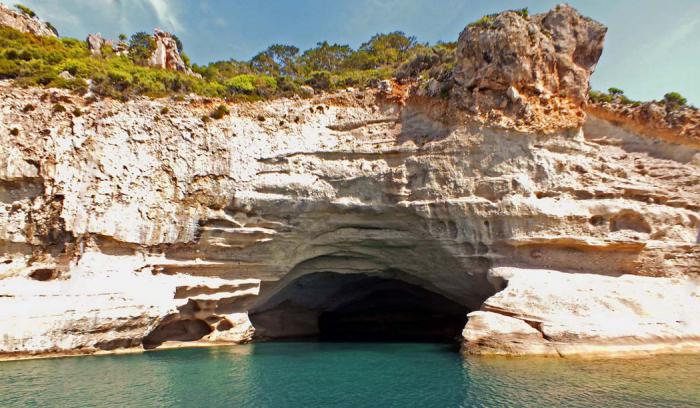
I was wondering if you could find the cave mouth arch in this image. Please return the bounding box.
[249,272,470,343]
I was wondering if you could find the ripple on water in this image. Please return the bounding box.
[0,343,698,408]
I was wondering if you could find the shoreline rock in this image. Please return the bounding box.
[0,4,697,360]
[462,268,700,357]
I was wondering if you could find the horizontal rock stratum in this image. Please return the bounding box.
[0,5,699,359]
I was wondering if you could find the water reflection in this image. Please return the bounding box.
[462,355,700,407]
[0,343,698,408]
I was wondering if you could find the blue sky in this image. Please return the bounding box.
[5,0,700,104]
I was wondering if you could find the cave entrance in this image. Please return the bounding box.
[249,272,469,343]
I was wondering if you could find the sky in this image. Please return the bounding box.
[4,0,700,104]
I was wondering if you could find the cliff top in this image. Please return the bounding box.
[588,93,700,148]
[0,3,696,138]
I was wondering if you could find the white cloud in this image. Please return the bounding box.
[7,0,184,34]
[139,0,183,31]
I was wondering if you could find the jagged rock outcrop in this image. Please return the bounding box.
[149,29,194,75]
[0,5,698,360]
[0,3,57,37]
[86,33,108,55]
[453,4,606,132]
[86,33,128,57]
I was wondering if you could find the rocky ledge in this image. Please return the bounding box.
[0,5,698,360]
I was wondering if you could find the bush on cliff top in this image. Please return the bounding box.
[14,4,36,18]
[0,24,432,100]
[589,88,695,109]
[663,92,687,109]
[4,15,690,108]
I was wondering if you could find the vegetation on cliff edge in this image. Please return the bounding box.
[0,19,455,101]
[0,8,692,108]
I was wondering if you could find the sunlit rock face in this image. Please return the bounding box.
[148,29,195,75]
[0,3,57,38]
[0,5,698,359]
[452,4,606,131]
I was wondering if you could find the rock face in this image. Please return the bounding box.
[463,268,700,357]
[0,3,57,37]
[149,29,193,75]
[453,5,606,131]
[86,33,108,55]
[588,99,700,149]
[86,33,128,57]
[0,5,698,360]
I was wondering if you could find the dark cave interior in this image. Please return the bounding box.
[250,272,469,343]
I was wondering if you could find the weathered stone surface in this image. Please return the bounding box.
[86,33,128,57]
[463,267,700,357]
[0,80,697,359]
[87,33,110,55]
[149,29,194,75]
[588,100,700,149]
[0,3,57,37]
[453,4,606,132]
[0,5,697,359]
[462,311,559,356]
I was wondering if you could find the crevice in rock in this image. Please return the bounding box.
[326,118,397,131]
[609,210,652,233]
[28,268,58,281]
[142,317,213,350]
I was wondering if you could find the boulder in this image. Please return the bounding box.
[149,29,194,75]
[453,4,606,127]
[87,33,128,57]
[86,33,112,56]
[0,3,57,37]
[463,268,700,357]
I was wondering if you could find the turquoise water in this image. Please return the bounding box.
[1,342,698,407]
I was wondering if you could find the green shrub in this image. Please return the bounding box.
[608,87,624,96]
[333,69,390,88]
[52,103,66,113]
[469,15,494,29]
[514,8,528,18]
[589,90,613,104]
[663,92,687,108]
[160,106,169,114]
[210,104,230,119]
[254,75,277,97]
[45,22,58,36]
[274,76,302,96]
[128,32,155,65]
[14,4,36,18]
[72,107,82,116]
[225,74,255,93]
[306,71,332,91]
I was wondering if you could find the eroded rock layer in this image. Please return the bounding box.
[0,5,698,359]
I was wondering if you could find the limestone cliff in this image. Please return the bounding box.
[0,5,698,359]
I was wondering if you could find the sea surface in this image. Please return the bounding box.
[1,342,698,407]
